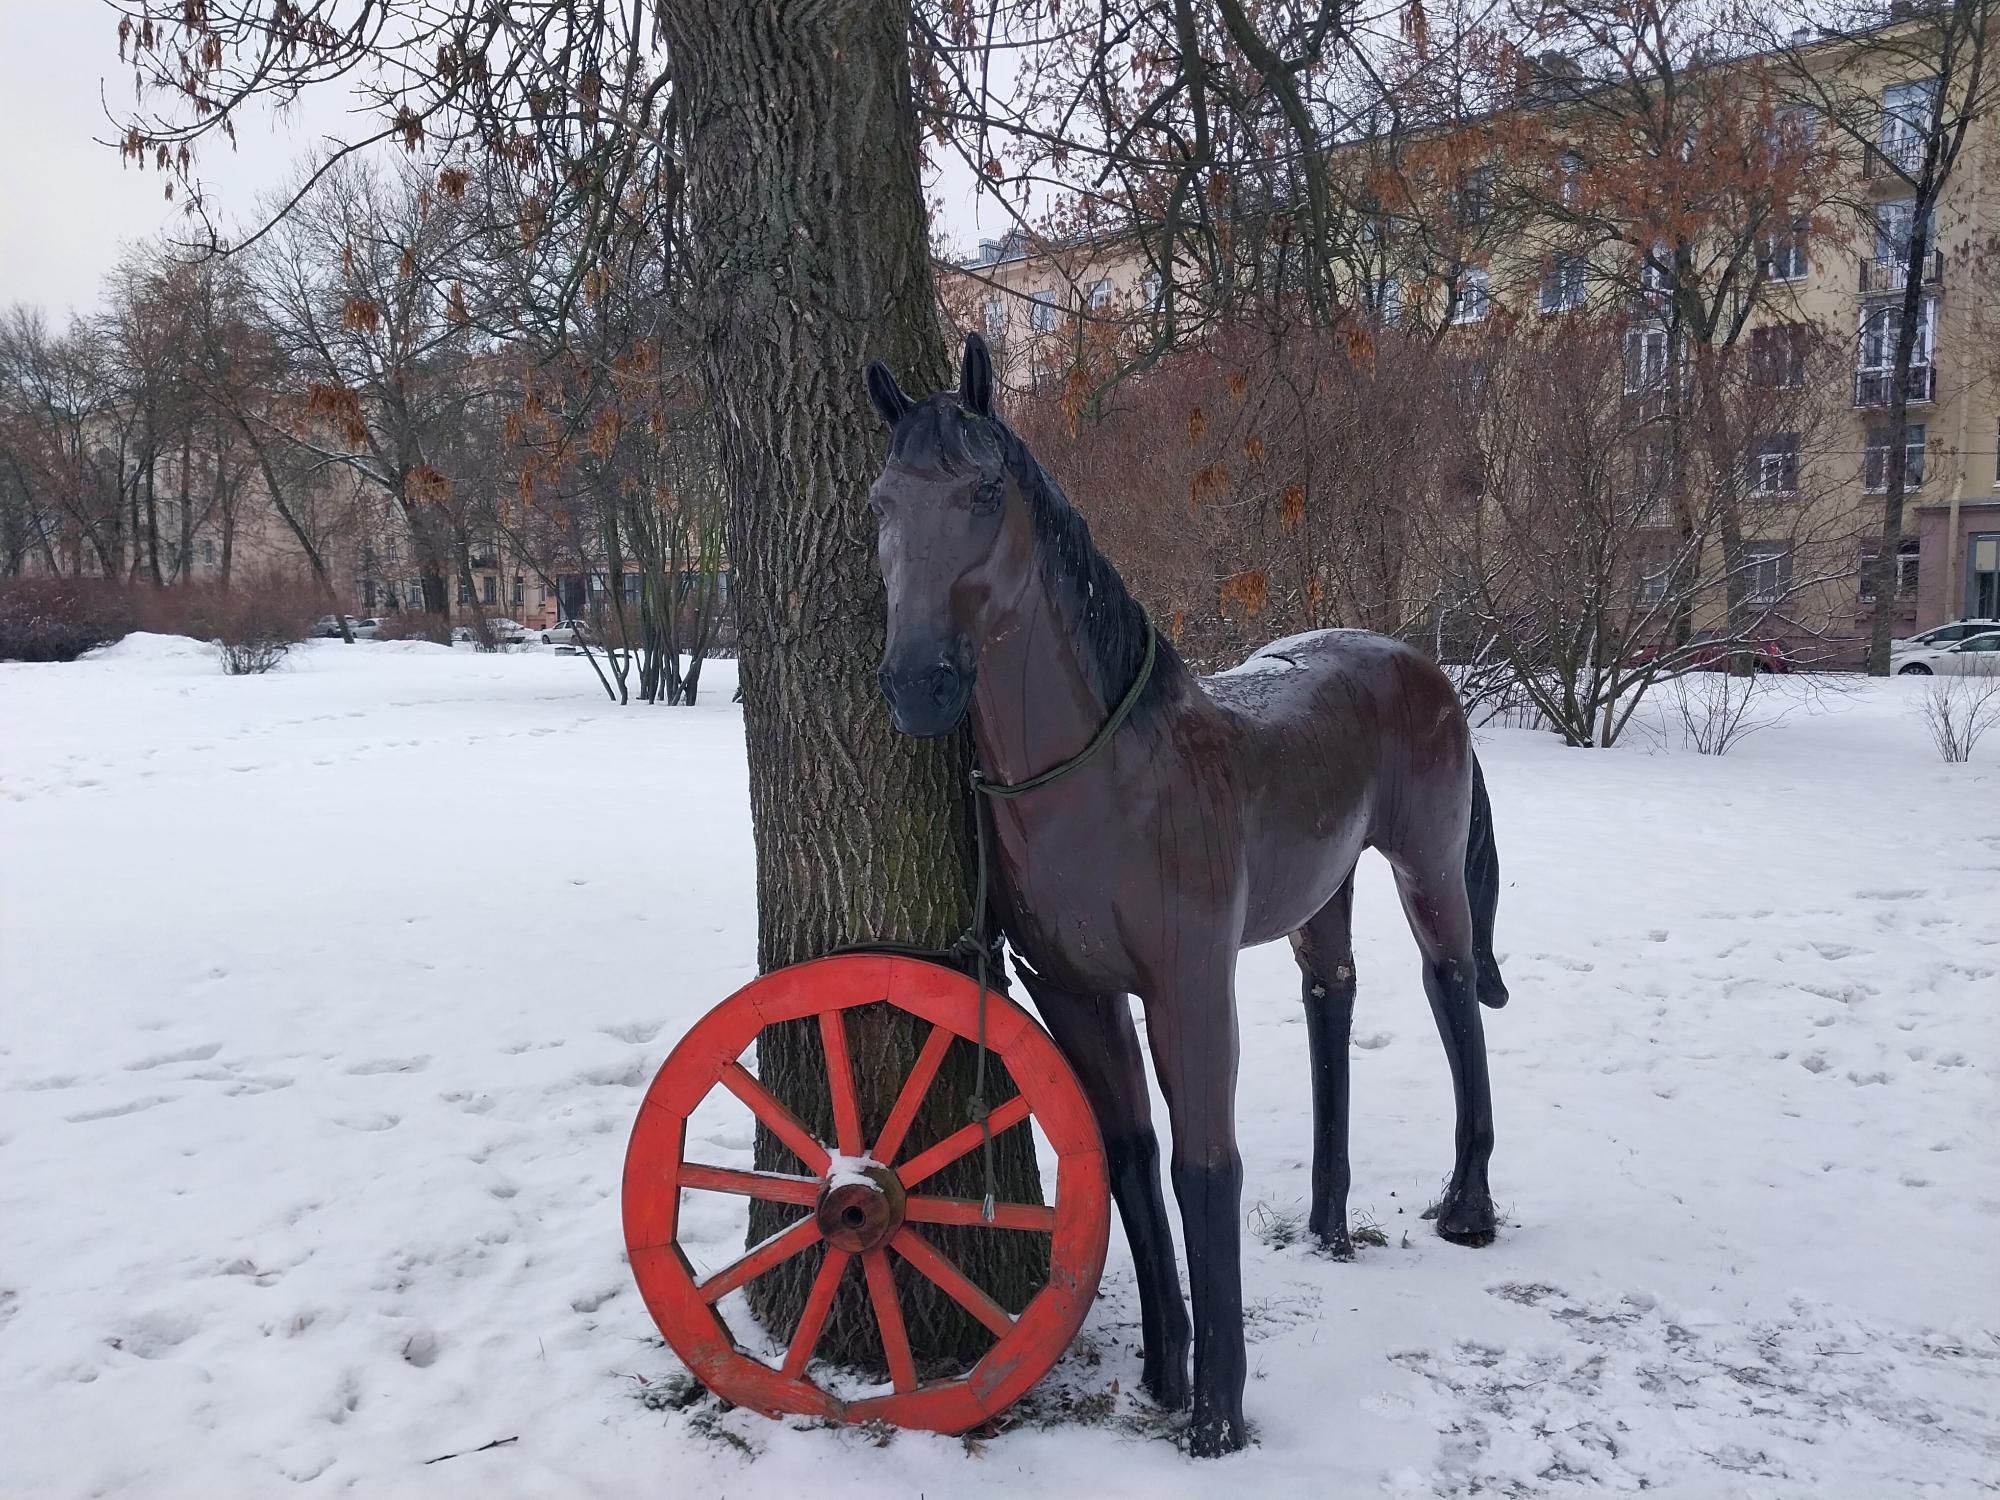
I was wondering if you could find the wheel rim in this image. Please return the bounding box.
[623,953,1110,1432]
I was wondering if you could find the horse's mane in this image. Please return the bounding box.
[890,394,1178,720]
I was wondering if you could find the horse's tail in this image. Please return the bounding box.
[1466,753,1509,1009]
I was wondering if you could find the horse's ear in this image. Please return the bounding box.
[864,361,914,428]
[959,332,993,417]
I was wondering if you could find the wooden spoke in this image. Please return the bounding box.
[872,1023,954,1167]
[818,1008,865,1158]
[781,1247,851,1378]
[679,1162,821,1206]
[891,1228,1015,1339]
[698,1215,822,1306]
[903,1196,1057,1232]
[896,1094,1033,1189]
[863,1248,917,1394]
[720,1061,831,1175]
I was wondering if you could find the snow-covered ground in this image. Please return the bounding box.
[2,636,1996,1498]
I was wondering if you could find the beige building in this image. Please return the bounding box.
[944,22,1998,659]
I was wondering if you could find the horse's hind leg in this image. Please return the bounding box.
[1290,874,1358,1257]
[1017,972,1191,1411]
[1389,851,1499,1247]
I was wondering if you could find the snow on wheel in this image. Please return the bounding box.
[622,952,1110,1433]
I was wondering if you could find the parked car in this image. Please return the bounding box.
[540,621,589,646]
[1891,631,2000,676]
[450,617,531,646]
[349,617,384,640]
[1890,618,2000,653]
[314,614,352,639]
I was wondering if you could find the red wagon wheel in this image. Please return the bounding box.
[623,952,1110,1433]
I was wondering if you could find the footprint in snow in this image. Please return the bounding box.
[1856,887,1928,901]
[344,1055,431,1076]
[331,1111,401,1132]
[123,1042,223,1071]
[1353,1032,1394,1050]
[601,1020,665,1044]
[66,1095,177,1123]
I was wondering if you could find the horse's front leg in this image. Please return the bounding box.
[1139,946,1247,1457]
[1018,973,1190,1410]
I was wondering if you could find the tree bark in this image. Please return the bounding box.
[664,0,1048,1372]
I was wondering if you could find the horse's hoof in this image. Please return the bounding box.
[1435,1188,1497,1247]
[1313,1225,1355,1261]
[1187,1409,1247,1458]
[1143,1353,1192,1411]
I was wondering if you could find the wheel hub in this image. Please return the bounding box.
[816,1160,905,1253]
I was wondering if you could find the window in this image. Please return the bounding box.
[362,580,376,610]
[1855,297,1936,405]
[983,296,1006,338]
[1858,538,1920,602]
[1743,543,1792,604]
[457,578,472,605]
[1029,289,1059,333]
[1370,276,1402,324]
[201,539,215,565]
[622,573,640,604]
[1639,244,1673,296]
[1624,325,1670,394]
[1869,199,1936,292]
[1540,254,1586,313]
[1447,357,1490,411]
[1863,424,1926,492]
[513,575,524,607]
[1450,267,1490,324]
[1760,219,1808,281]
[1633,438,1674,526]
[1638,551,1673,603]
[1557,150,1584,208]
[1767,105,1815,163]
[1086,278,1113,312]
[1748,433,1800,494]
[1459,167,1495,224]
[1749,324,1808,389]
[1970,534,2000,618]
[1140,271,1163,309]
[482,575,497,606]
[1879,78,1938,173]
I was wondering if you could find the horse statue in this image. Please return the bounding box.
[863,333,1509,1457]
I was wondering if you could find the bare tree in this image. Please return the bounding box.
[1753,0,1999,672]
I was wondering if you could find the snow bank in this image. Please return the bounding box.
[1,651,1994,1498]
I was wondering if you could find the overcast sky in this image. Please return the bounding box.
[0,3,999,319]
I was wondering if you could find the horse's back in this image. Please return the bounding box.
[1199,627,1472,942]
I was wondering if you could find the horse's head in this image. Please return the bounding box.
[863,333,1012,737]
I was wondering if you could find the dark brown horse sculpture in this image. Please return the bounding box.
[864,334,1509,1457]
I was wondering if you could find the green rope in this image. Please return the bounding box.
[959,625,1157,1221]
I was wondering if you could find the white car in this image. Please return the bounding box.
[1892,631,2000,676]
[348,617,384,640]
[1891,618,2000,653]
[540,621,589,646]
[451,617,531,646]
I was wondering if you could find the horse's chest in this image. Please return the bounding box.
[987,821,1139,991]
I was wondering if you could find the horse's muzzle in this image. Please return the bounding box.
[877,653,972,737]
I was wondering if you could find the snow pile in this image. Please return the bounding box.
[2,644,1995,1498]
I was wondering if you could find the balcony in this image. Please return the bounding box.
[1853,365,1935,407]
[1859,250,1943,295]
[1861,139,1925,181]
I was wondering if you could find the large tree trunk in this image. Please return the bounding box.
[665,0,1049,1373]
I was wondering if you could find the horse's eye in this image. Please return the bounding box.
[973,480,1002,512]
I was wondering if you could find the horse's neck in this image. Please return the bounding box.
[968,509,1121,789]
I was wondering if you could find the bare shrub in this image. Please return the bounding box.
[1672,670,1783,755]
[374,610,452,644]
[1914,675,2000,763]
[206,578,320,676]
[0,579,135,662]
